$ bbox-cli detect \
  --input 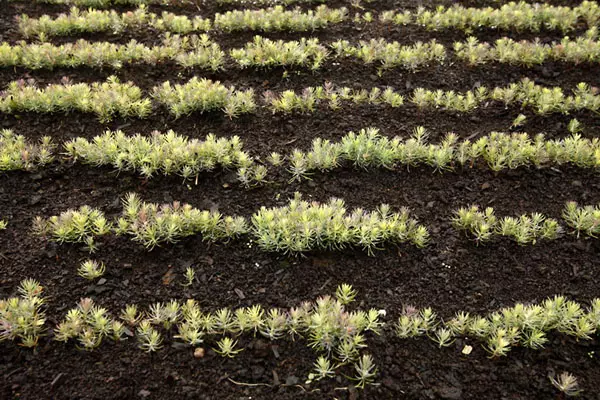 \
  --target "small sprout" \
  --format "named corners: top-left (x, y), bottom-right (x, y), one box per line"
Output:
top-left (432, 328), bottom-right (455, 347)
top-left (137, 321), bottom-right (163, 352)
top-left (485, 329), bottom-right (513, 358)
top-left (352, 354), bottom-right (378, 389)
top-left (511, 114), bottom-right (527, 128)
top-left (335, 283), bottom-right (357, 305)
top-left (120, 304), bottom-right (142, 326)
top-left (111, 321), bottom-right (126, 341)
top-left (267, 152), bottom-right (283, 166)
top-left (306, 356), bottom-right (336, 383)
top-left (567, 119), bottom-right (582, 135)
top-left (213, 337), bottom-right (243, 358)
top-left (77, 260), bottom-right (106, 280)
top-left (549, 372), bottom-right (581, 397)
top-left (18, 278), bottom-right (44, 299)
top-left (181, 267), bottom-right (195, 287)
top-left (522, 329), bottom-right (548, 349)
top-left (0, 220), bottom-right (7, 230)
